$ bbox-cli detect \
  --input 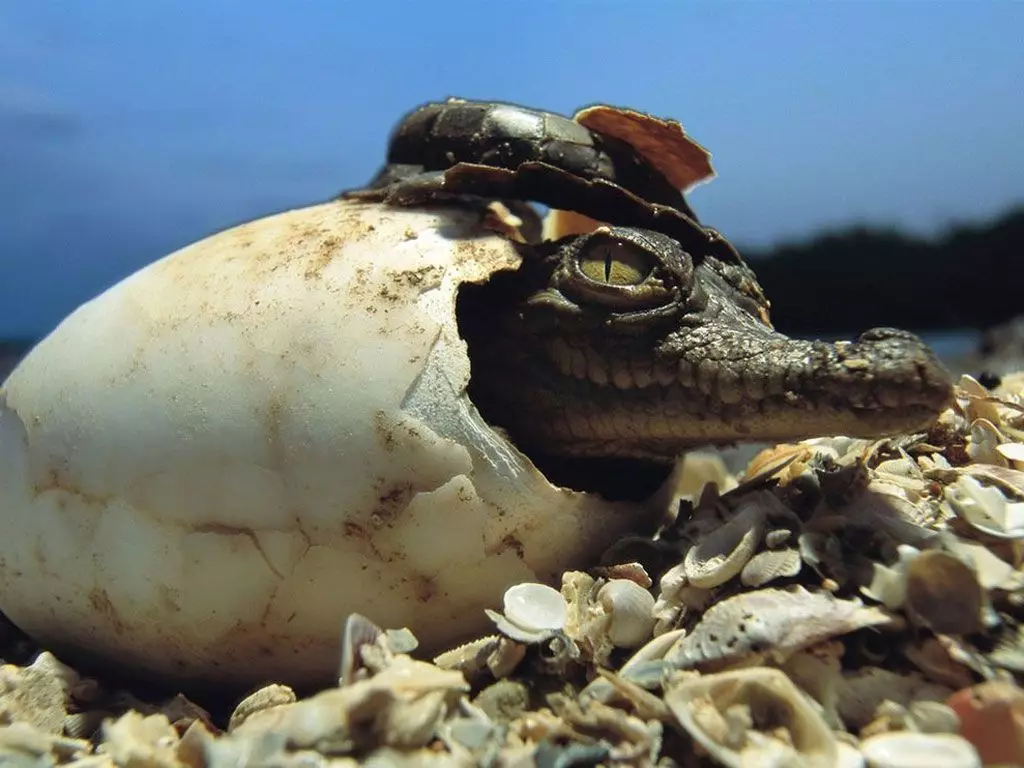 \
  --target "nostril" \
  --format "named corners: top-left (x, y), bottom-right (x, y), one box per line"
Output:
top-left (856, 327), bottom-right (925, 345)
